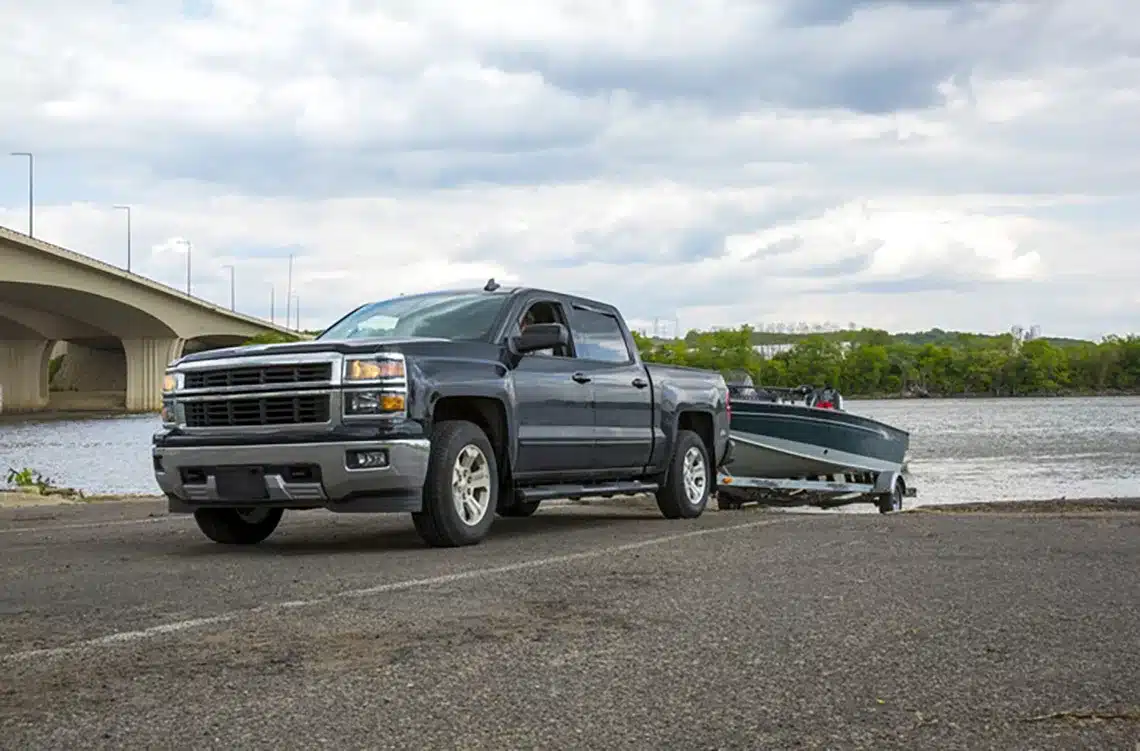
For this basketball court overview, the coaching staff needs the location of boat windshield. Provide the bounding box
[318,291,509,341]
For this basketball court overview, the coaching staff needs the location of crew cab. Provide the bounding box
[152,281,732,547]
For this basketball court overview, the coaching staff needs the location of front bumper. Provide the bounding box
[153,439,430,514]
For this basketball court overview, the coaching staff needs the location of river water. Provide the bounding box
[2,397,1138,507]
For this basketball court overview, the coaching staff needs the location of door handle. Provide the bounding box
[571,372,592,384]
[631,377,648,389]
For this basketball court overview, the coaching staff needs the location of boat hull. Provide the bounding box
[726,401,909,478]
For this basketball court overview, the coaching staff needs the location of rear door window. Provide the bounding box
[570,307,633,363]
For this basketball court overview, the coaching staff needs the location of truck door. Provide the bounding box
[567,304,655,473]
[509,299,597,478]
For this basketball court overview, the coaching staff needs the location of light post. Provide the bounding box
[113,205,132,272]
[177,239,192,296]
[10,152,33,237]
[285,253,294,330]
[222,264,235,310]
[269,284,275,324]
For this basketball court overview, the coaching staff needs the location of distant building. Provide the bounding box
[753,343,795,357]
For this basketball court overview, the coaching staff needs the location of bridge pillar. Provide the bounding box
[122,337,185,412]
[0,339,54,412]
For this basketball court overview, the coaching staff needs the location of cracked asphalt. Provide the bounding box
[1,497,1138,750]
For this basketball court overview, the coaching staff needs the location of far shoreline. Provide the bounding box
[844,389,1140,401]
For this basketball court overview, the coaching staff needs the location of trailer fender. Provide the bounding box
[873,470,903,494]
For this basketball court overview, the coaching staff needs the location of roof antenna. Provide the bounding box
[483,277,500,292]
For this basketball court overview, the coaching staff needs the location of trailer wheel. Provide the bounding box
[716,487,747,511]
[412,420,498,547]
[876,479,905,514]
[656,429,711,519]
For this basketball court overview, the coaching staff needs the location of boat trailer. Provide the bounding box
[715,468,918,514]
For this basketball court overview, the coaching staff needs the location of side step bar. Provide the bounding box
[515,481,659,503]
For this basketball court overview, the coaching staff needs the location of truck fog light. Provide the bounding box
[346,449,389,470]
[345,390,405,415]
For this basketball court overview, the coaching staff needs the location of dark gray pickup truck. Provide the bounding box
[153,281,732,547]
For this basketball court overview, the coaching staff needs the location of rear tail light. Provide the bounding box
[725,388,731,420]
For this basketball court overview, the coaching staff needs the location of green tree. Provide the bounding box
[636,323,1138,398]
[842,343,889,394]
[243,331,302,345]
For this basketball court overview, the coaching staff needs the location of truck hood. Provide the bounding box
[175,336,452,364]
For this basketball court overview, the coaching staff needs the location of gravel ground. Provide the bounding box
[1,497,1138,750]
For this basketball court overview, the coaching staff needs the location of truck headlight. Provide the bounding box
[344,357,405,382]
[344,390,406,416]
[162,372,182,393]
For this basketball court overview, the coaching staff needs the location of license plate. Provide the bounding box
[213,467,269,501]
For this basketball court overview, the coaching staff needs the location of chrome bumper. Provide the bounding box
[153,439,430,513]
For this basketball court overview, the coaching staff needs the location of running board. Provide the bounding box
[515,481,660,503]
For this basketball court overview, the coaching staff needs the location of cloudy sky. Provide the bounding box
[1,0,1137,339]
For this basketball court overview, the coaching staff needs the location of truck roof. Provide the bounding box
[401,283,624,318]
[504,286,625,317]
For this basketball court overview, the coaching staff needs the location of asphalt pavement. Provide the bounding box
[1,497,1138,750]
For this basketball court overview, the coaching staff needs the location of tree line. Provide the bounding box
[244,326,1140,398]
[632,327,1140,398]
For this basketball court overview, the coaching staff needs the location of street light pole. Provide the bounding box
[178,239,192,296]
[10,152,33,237]
[285,253,293,329]
[113,205,132,272]
[269,284,275,324]
[222,264,235,310]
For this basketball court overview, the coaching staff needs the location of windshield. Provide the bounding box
[318,291,510,341]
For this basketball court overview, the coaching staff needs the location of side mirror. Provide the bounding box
[512,322,569,354]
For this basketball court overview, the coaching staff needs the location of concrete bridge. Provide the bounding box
[0,225,296,413]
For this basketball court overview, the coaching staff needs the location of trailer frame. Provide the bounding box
[716,467,917,514]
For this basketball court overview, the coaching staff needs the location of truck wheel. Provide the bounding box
[193,507,283,545]
[412,420,498,547]
[498,500,540,517]
[655,429,711,519]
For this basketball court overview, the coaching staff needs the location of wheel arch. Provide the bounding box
[676,409,715,465]
[430,395,511,483]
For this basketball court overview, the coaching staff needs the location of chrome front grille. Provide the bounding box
[172,352,342,431]
[184,394,331,428]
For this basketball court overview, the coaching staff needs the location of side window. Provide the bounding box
[516,300,573,358]
[570,307,633,363]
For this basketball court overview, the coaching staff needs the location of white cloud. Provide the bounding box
[0,0,1137,340]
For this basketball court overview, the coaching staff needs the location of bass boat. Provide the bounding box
[718,374,914,513]
[725,378,909,477]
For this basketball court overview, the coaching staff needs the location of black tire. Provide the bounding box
[193,507,283,545]
[717,487,746,511]
[876,480,904,514]
[655,429,711,519]
[412,420,499,547]
[498,500,540,517]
